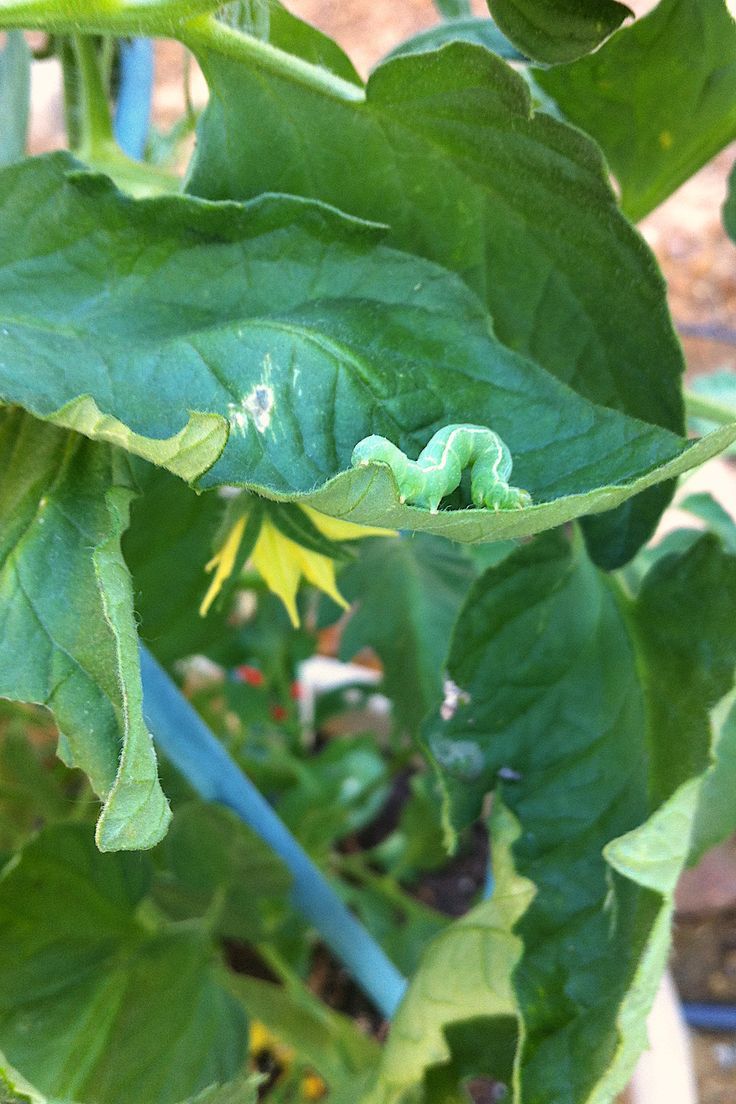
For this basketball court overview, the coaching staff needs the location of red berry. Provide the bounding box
[235,664,264,687]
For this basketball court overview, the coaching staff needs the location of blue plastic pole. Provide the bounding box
[139,645,408,1019]
[114,38,154,160]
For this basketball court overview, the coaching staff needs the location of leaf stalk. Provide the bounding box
[180,15,366,103]
[72,34,115,157]
[684,389,736,428]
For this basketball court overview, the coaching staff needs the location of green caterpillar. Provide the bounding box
[351,424,532,513]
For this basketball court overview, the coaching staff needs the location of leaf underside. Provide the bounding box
[0,409,170,850]
[0,154,728,556]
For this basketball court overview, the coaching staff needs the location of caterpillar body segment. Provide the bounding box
[351,424,532,513]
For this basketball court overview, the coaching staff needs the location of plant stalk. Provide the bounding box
[72,34,115,157]
[180,14,365,103]
[684,389,736,428]
[139,645,408,1019]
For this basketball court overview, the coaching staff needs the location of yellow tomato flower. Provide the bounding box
[200,514,247,617]
[248,1019,294,1068]
[201,502,394,627]
[250,516,348,628]
[301,1071,327,1100]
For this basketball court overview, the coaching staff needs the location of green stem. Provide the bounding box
[685,389,736,428]
[256,942,307,994]
[4,6,366,105]
[180,14,365,103]
[59,37,82,149]
[72,34,115,157]
[338,852,446,924]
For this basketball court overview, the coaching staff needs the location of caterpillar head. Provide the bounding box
[472,479,532,511]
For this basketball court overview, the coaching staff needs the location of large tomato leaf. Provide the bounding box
[1,155,729,551]
[376,530,736,1102]
[0,824,247,1104]
[186,39,683,436]
[182,33,689,561]
[0,409,170,851]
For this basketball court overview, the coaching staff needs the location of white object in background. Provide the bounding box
[628,971,697,1104]
[296,655,387,731]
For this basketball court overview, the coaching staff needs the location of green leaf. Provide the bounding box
[180,1076,258,1104]
[688,689,736,865]
[487,0,630,63]
[0,0,223,33]
[367,802,533,1104]
[1,155,727,559]
[0,729,73,856]
[680,491,736,553]
[371,772,449,881]
[0,824,247,1104]
[632,532,736,805]
[0,31,30,167]
[243,0,361,84]
[122,464,231,664]
[410,529,736,1102]
[183,31,691,559]
[725,159,736,240]
[187,38,683,435]
[339,535,476,734]
[433,0,473,18]
[218,0,270,35]
[228,975,379,1087]
[153,801,291,939]
[687,369,736,449]
[536,0,736,222]
[0,410,170,851]
[385,16,524,62]
[0,1048,49,1103]
[274,737,389,859]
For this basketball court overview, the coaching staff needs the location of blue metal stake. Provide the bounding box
[140,645,408,1019]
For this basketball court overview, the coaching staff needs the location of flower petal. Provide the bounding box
[302,505,396,543]
[199,514,247,616]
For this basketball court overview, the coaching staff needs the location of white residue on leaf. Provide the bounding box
[440,676,470,721]
[228,353,275,436]
[228,382,275,436]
